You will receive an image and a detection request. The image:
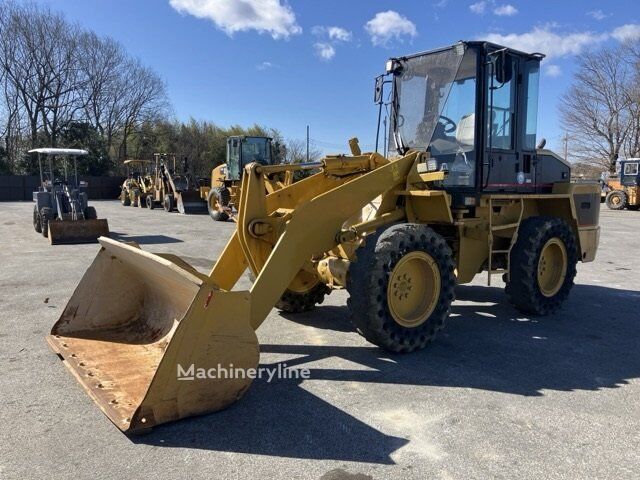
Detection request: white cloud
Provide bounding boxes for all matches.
[587,10,609,21]
[314,42,335,61]
[312,26,352,42]
[611,24,640,42]
[484,25,608,59]
[484,24,640,60]
[470,1,487,14]
[544,64,561,77]
[494,4,518,16]
[365,10,417,46]
[168,0,301,39]
[327,26,352,42]
[256,61,273,70]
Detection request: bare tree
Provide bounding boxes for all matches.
[559,44,634,172]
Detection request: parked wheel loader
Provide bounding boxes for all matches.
[605,159,640,210]
[119,159,154,207]
[48,41,600,433]
[144,153,207,214]
[202,135,290,221]
[31,148,109,244]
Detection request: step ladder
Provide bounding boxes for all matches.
[487,197,524,286]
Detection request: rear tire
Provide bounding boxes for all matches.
[276,282,331,313]
[207,186,231,221]
[146,195,155,209]
[130,189,140,207]
[40,207,52,238]
[605,190,627,210]
[346,224,456,353]
[163,194,174,212]
[33,204,42,233]
[506,216,578,315]
[84,206,97,219]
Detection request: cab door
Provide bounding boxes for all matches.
[483,54,520,192]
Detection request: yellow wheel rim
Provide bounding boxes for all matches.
[611,195,621,205]
[208,193,219,211]
[387,251,440,328]
[287,270,320,294]
[537,238,568,297]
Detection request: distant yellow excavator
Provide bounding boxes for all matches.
[48,41,600,433]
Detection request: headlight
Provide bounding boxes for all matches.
[386,59,399,74]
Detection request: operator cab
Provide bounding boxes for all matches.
[377,41,570,207]
[619,159,640,187]
[226,136,274,181]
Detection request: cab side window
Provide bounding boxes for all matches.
[487,58,516,150]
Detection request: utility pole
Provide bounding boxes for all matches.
[562,132,569,161]
[383,117,387,158]
[306,125,309,162]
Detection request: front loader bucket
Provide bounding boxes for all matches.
[176,191,208,215]
[48,219,110,245]
[47,237,259,433]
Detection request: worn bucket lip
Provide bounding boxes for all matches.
[46,334,146,432]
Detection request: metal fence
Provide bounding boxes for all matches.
[0,175,125,201]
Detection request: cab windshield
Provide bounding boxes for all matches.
[391,45,478,187]
[242,137,271,165]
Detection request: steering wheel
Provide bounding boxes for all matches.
[438,115,457,134]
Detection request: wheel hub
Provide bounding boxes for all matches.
[387,251,440,328]
[537,238,568,297]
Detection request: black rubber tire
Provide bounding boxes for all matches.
[33,204,42,233]
[84,206,97,219]
[146,195,155,209]
[276,282,331,313]
[346,224,456,353]
[207,186,231,221]
[40,207,52,238]
[628,204,640,211]
[505,216,578,316]
[121,191,131,206]
[139,195,147,208]
[605,190,627,210]
[130,189,140,207]
[247,270,330,313]
[163,194,174,212]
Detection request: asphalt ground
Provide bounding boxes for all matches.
[0,200,638,479]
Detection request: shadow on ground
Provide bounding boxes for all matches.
[109,231,183,244]
[134,283,640,463]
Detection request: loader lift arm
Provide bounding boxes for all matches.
[210,151,417,329]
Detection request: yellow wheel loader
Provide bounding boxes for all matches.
[120,159,153,207]
[142,153,208,213]
[48,41,600,433]
[202,135,291,221]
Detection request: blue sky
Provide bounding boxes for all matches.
[47,0,640,154]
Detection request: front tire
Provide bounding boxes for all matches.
[506,216,578,315]
[121,191,131,206]
[40,207,52,238]
[605,190,627,210]
[84,206,97,219]
[163,194,174,212]
[146,195,155,209]
[347,224,456,353]
[33,205,42,233]
[207,186,231,221]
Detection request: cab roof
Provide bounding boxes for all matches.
[28,148,88,156]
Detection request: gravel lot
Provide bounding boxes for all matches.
[1,200,638,479]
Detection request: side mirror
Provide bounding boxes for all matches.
[374,75,384,104]
[495,51,513,84]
